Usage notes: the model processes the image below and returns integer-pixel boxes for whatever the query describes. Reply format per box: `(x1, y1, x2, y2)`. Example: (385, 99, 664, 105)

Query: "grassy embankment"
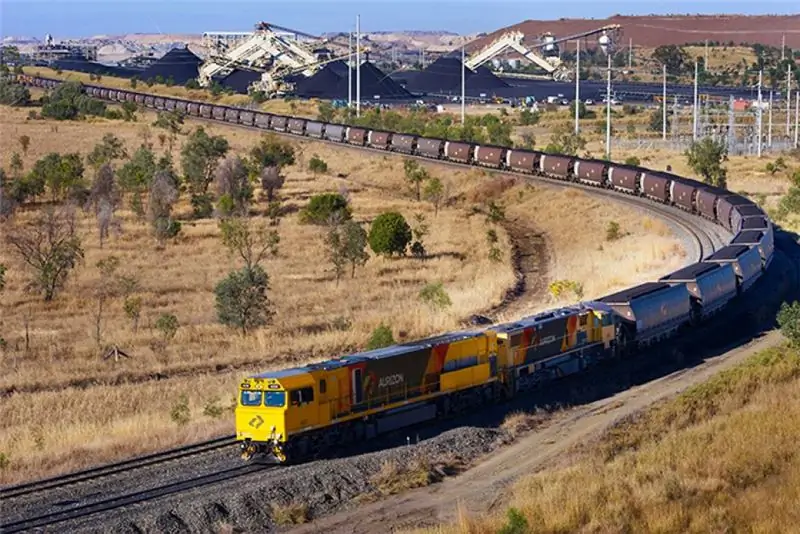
(0, 100, 682, 483)
(417, 341, 800, 533)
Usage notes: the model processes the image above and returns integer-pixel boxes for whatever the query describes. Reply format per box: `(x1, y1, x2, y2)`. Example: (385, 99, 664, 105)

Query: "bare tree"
(214, 155, 252, 216)
(88, 163, 121, 247)
(147, 169, 181, 245)
(92, 256, 137, 346)
(219, 217, 279, 270)
(5, 206, 84, 301)
(260, 166, 285, 202)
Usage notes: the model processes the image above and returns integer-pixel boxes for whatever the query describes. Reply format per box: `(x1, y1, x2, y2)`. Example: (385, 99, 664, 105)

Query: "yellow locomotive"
(236, 303, 617, 462)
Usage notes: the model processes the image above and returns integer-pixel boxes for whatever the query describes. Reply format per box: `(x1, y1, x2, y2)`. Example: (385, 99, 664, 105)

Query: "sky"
(1, 0, 798, 39)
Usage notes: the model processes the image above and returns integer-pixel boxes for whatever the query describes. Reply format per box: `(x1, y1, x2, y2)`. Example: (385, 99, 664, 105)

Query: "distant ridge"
(469, 14, 800, 51)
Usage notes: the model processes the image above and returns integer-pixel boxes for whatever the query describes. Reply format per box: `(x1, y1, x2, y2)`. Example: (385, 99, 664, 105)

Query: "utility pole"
(348, 31, 352, 110)
(693, 61, 699, 141)
(575, 39, 580, 134)
(628, 37, 632, 70)
(795, 92, 799, 148)
(704, 39, 708, 69)
(461, 44, 465, 125)
(606, 52, 612, 159)
(356, 14, 361, 118)
(768, 90, 773, 148)
(787, 65, 792, 137)
(781, 34, 786, 61)
(757, 70, 763, 157)
(662, 64, 667, 140)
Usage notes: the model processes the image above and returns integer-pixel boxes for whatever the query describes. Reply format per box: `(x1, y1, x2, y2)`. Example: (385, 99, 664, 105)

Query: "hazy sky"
(1, 0, 798, 39)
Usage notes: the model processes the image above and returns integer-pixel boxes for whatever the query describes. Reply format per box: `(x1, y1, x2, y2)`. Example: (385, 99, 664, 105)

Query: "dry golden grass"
(270, 501, 310, 525)
(418, 343, 800, 534)
(0, 103, 682, 484)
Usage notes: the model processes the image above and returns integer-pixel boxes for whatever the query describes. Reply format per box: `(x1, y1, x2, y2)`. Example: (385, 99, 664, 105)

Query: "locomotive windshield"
(265, 391, 286, 407)
(240, 390, 262, 406)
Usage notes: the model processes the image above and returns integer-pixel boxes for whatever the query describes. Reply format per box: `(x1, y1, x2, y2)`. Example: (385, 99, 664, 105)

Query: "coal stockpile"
(52, 58, 143, 78)
(294, 61, 411, 100)
(219, 69, 262, 94)
(400, 56, 508, 96)
(141, 46, 202, 85)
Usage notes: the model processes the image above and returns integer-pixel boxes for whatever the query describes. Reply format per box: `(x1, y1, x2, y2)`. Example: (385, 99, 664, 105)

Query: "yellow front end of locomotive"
(236, 377, 288, 460)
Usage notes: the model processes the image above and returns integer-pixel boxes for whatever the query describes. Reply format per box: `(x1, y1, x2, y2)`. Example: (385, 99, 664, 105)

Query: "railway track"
(0, 435, 236, 500)
(0, 463, 270, 534)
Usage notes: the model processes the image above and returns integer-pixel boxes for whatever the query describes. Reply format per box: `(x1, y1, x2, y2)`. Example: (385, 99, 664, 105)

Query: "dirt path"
(289, 330, 785, 534)
(484, 216, 551, 321)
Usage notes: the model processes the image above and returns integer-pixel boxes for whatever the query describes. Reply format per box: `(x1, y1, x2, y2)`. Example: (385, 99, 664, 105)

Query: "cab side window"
(289, 387, 315, 406)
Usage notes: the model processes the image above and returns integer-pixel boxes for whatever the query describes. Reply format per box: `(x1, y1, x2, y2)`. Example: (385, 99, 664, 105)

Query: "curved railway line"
(1, 75, 778, 530)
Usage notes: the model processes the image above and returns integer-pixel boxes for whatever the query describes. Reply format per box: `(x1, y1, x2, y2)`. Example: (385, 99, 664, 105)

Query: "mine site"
(1, 3, 800, 533)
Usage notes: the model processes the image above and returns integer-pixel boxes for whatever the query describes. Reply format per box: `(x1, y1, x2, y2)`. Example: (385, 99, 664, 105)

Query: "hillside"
(470, 14, 800, 52)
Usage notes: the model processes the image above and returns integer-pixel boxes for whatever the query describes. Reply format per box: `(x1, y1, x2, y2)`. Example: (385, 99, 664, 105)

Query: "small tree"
(260, 166, 285, 202)
(181, 126, 229, 200)
(367, 324, 395, 350)
(155, 313, 179, 344)
(423, 177, 445, 216)
(411, 213, 429, 259)
(152, 111, 184, 151)
(5, 206, 84, 301)
(147, 169, 181, 245)
(124, 295, 143, 333)
(487, 228, 502, 263)
(214, 265, 274, 335)
(9, 152, 23, 179)
(219, 217, 279, 270)
(308, 155, 328, 175)
(89, 164, 121, 248)
(685, 137, 728, 189)
(300, 193, 352, 225)
(326, 219, 369, 283)
(249, 134, 296, 172)
(118, 145, 157, 216)
(28, 152, 86, 203)
(92, 256, 137, 346)
(777, 301, 800, 347)
(486, 200, 506, 224)
(18, 135, 31, 155)
(419, 282, 452, 310)
(0, 264, 6, 292)
(403, 159, 429, 201)
(369, 212, 412, 257)
(214, 155, 253, 217)
(87, 134, 127, 169)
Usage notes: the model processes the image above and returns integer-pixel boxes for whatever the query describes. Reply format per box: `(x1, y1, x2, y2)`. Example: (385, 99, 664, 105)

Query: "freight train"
(15, 75, 777, 463)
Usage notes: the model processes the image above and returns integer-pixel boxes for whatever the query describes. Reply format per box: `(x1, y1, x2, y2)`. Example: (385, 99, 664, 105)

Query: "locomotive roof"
(731, 230, 764, 244)
(660, 262, 720, 281)
(705, 245, 749, 261)
(598, 282, 671, 304)
(491, 302, 613, 333)
(249, 330, 488, 380)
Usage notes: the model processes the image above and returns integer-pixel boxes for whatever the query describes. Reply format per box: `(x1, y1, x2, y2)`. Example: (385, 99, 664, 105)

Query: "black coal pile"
(295, 61, 411, 100)
(52, 57, 142, 78)
(141, 45, 202, 85)
(219, 69, 261, 94)
(401, 56, 508, 95)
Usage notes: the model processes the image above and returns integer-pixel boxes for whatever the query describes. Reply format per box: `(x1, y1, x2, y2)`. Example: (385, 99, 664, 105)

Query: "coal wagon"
(573, 160, 606, 186)
(348, 128, 368, 146)
(288, 118, 307, 135)
(539, 154, 573, 180)
(607, 166, 640, 194)
(660, 262, 737, 320)
(368, 131, 391, 150)
(305, 121, 324, 138)
(444, 142, 472, 163)
(505, 150, 540, 174)
(416, 138, 445, 159)
(640, 172, 671, 203)
(324, 124, 346, 143)
(704, 245, 763, 292)
(669, 178, 696, 211)
(474, 146, 506, 169)
(599, 282, 691, 347)
(391, 134, 416, 154)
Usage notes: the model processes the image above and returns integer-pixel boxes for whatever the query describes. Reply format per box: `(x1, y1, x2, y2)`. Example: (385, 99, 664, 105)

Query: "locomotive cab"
(237, 371, 322, 463)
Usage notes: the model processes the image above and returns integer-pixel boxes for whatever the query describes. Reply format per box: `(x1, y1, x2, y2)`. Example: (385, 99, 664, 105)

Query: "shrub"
(270, 502, 309, 525)
(299, 192, 352, 225)
(777, 301, 800, 347)
(606, 220, 622, 241)
(203, 397, 225, 419)
(498, 507, 530, 534)
(156, 313, 179, 342)
(624, 156, 641, 167)
(170, 395, 191, 425)
(308, 154, 328, 174)
(367, 324, 395, 350)
(549, 279, 584, 300)
(419, 282, 452, 310)
(368, 212, 412, 256)
(214, 265, 274, 335)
